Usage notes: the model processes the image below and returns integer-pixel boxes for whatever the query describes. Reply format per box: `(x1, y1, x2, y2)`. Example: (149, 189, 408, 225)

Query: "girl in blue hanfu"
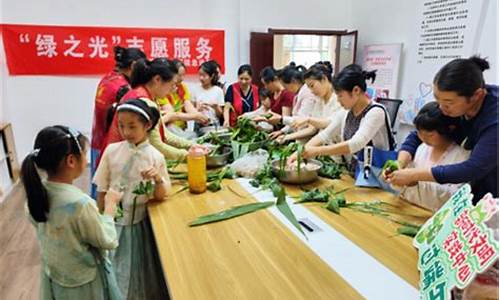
(20, 125, 122, 299)
(94, 99, 171, 299)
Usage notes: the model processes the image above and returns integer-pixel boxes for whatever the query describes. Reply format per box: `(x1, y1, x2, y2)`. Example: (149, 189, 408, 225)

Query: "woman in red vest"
(102, 58, 193, 162)
(223, 64, 260, 127)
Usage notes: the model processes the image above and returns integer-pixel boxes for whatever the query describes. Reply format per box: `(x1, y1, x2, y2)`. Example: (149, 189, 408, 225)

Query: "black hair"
(130, 58, 176, 88)
(21, 126, 88, 223)
(304, 61, 334, 83)
(199, 60, 222, 87)
(172, 59, 186, 70)
(237, 64, 253, 77)
(413, 101, 460, 139)
(259, 88, 272, 100)
(260, 66, 278, 83)
(114, 46, 146, 69)
(278, 62, 307, 84)
(433, 55, 490, 97)
(332, 64, 377, 92)
(117, 99, 160, 131)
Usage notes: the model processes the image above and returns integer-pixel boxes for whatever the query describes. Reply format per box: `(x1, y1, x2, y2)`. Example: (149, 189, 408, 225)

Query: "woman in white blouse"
(277, 62, 345, 144)
(268, 63, 319, 139)
(289, 64, 394, 170)
(192, 60, 225, 126)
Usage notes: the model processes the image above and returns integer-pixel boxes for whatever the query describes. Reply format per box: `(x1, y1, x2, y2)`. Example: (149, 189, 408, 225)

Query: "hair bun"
(363, 70, 377, 83)
(469, 55, 490, 72)
(114, 46, 126, 61)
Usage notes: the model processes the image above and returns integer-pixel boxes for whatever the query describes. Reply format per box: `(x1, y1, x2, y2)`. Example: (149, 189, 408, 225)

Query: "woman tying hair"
(103, 58, 194, 161)
(387, 56, 498, 202)
(288, 64, 394, 173)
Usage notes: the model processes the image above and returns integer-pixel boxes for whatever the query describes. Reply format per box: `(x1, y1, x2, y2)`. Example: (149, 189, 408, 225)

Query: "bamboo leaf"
(189, 201, 274, 226)
(274, 184, 307, 239)
(397, 225, 421, 237)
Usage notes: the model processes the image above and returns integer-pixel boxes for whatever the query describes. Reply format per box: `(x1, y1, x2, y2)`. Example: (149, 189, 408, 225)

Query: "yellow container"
(187, 146, 207, 194)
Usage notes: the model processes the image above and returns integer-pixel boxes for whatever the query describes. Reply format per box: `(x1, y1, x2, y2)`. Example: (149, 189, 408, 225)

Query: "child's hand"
(385, 168, 418, 187)
(141, 167, 161, 182)
(103, 188, 123, 216)
(105, 188, 123, 206)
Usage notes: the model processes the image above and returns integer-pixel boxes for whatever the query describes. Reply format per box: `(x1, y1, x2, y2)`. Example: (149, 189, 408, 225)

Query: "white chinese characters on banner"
(150, 37, 168, 58)
(20, 32, 216, 65)
(36, 34, 58, 58)
(63, 35, 84, 58)
(88, 36, 109, 58)
(126, 36, 145, 50)
(174, 38, 191, 60)
(196, 37, 212, 60)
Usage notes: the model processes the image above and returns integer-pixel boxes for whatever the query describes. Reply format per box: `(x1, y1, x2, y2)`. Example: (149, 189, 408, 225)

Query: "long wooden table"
(149, 175, 432, 299)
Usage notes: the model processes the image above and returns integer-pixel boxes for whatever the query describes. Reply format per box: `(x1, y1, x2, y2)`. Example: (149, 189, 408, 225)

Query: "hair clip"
(31, 148, 40, 157)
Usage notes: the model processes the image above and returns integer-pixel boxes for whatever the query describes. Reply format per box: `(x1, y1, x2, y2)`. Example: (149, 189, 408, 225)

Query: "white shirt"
(292, 84, 320, 117)
(401, 143, 470, 211)
(193, 85, 224, 124)
(93, 140, 171, 226)
(283, 90, 342, 133)
(317, 105, 389, 153)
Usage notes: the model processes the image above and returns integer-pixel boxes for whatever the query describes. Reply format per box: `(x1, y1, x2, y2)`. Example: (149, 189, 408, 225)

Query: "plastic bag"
(230, 149, 269, 178)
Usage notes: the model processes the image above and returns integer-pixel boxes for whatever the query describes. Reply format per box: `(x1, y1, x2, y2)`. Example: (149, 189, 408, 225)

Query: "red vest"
(230, 83, 259, 126)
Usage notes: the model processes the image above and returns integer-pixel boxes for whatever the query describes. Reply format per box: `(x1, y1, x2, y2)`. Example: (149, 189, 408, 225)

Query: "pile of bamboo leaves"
(295, 186, 423, 237)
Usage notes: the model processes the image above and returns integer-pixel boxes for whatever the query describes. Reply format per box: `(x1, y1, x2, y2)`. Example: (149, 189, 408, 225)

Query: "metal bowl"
(206, 148, 233, 168)
(271, 159, 323, 184)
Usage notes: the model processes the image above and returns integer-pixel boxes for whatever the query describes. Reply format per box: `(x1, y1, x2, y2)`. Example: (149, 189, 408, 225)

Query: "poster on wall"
(1, 24, 225, 76)
(399, 0, 488, 124)
(361, 43, 402, 100)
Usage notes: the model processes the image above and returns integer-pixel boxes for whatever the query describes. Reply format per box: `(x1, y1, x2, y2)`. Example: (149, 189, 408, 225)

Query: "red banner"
(1, 24, 225, 76)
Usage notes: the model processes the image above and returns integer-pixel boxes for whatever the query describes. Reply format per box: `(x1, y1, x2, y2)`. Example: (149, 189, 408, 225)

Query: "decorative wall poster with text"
(362, 43, 402, 100)
(399, 0, 488, 124)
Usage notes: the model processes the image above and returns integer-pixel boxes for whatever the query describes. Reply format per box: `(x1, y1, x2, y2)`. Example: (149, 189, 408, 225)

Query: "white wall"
(1, 0, 353, 160)
(1, 0, 497, 159)
(351, 0, 498, 143)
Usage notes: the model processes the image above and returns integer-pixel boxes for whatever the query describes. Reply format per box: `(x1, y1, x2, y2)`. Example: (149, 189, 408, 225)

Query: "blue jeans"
(90, 148, 100, 199)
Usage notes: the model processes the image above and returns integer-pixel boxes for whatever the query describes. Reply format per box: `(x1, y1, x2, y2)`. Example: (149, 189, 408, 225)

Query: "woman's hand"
(269, 130, 284, 140)
(291, 117, 309, 129)
(301, 146, 321, 160)
(194, 112, 209, 124)
(385, 168, 419, 187)
(276, 134, 289, 144)
(253, 112, 281, 125)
